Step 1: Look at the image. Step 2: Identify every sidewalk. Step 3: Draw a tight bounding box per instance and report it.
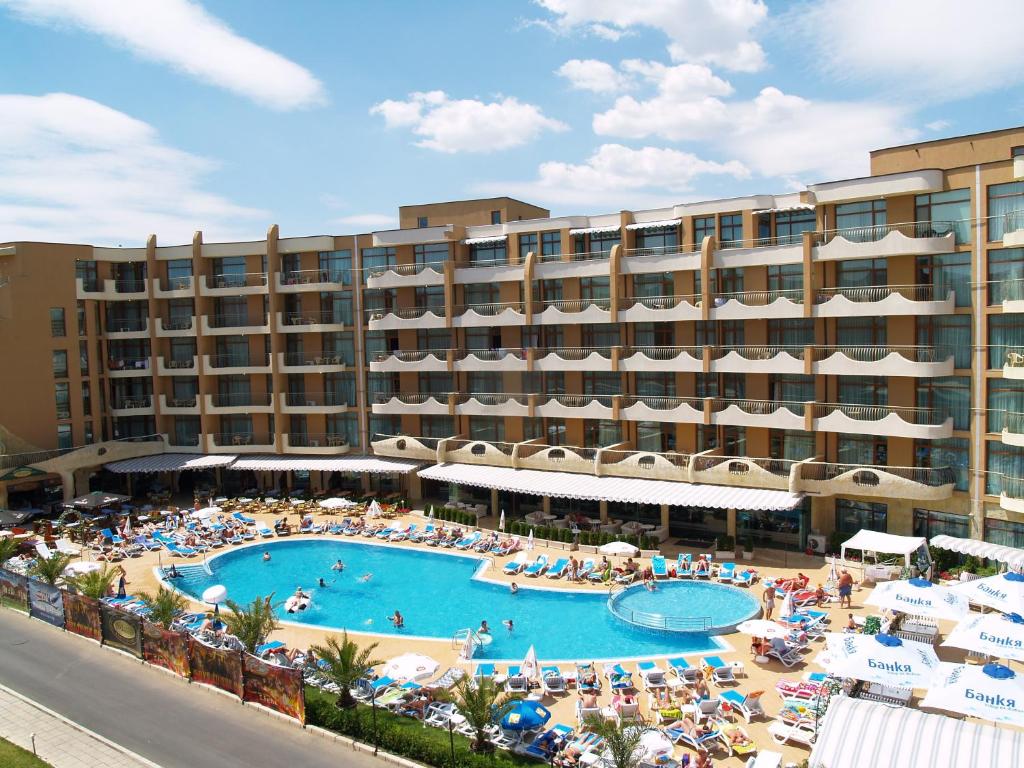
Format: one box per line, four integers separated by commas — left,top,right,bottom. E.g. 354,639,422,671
0,684,157,768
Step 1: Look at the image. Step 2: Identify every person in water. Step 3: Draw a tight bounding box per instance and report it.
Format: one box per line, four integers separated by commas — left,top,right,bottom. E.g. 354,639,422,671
318,577,327,588
502,619,514,632
478,620,490,635
388,610,404,628
294,585,309,599
359,573,373,582
263,551,271,562
331,559,345,572
510,582,519,594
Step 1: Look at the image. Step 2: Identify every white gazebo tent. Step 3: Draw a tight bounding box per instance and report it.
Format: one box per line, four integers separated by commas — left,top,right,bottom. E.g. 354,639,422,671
809,697,1024,768
839,530,931,582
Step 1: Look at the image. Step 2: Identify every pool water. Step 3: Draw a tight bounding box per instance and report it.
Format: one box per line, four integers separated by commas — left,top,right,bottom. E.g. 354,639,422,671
612,581,760,631
172,540,736,661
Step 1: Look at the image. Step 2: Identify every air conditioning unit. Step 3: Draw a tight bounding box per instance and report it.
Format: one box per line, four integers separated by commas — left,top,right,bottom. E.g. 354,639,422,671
807,534,827,554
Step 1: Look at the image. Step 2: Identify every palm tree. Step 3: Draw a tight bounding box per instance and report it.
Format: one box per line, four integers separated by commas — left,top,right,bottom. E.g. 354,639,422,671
584,716,648,768
29,553,73,585
0,537,19,566
222,594,280,654
451,676,514,753
312,632,383,709
138,586,189,629
67,564,117,599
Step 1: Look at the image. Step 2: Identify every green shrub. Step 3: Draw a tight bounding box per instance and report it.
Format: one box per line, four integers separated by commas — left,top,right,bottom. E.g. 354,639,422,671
715,534,735,551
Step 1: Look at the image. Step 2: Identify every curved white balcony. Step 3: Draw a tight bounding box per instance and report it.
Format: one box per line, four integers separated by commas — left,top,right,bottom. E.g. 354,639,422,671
372,394,449,415
370,350,447,372
367,307,446,331
454,261,524,284
796,462,955,501
275,270,348,293
620,396,704,424
713,241,804,270
535,394,614,420
365,263,443,289
812,403,953,439
454,393,529,417
451,302,525,328
812,222,956,261
157,356,197,376
689,455,792,491
618,295,701,323
201,314,269,336
598,449,690,483
711,347,805,375
534,253,610,279
105,319,149,339
199,273,268,296
620,346,703,373
279,393,348,414
454,349,526,372
156,316,195,337
207,432,275,454
534,348,613,372
709,290,803,320
621,246,701,275
204,393,274,414
282,433,350,454
535,299,612,326
998,276,1024,313
152,276,193,299
275,311,346,333
813,346,953,377
999,476,1024,513
1003,211,1024,248
111,396,155,417
712,399,806,430
813,284,954,317
444,438,516,467
202,354,272,375
516,443,597,474
370,433,441,461
158,394,199,415
108,358,152,378
1001,412,1024,447
277,352,347,373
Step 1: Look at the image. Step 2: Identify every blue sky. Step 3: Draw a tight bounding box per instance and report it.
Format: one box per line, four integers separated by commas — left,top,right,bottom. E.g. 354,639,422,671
1,0,1023,245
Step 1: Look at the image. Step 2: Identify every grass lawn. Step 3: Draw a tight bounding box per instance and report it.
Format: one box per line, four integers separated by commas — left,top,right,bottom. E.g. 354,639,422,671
0,737,51,767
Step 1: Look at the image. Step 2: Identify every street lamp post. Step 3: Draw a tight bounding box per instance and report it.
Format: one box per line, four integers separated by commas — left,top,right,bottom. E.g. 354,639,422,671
447,716,456,768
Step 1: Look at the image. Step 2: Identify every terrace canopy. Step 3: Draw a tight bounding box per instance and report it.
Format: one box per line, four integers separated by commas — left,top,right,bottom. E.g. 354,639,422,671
929,534,1024,568
840,530,929,568
65,491,129,510
228,455,421,474
809,697,1023,768
104,454,236,473
417,463,803,511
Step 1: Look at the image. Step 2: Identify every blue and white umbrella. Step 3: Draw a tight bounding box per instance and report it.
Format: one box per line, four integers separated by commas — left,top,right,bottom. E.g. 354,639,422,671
823,632,940,688
500,699,551,731
951,571,1024,615
865,577,969,621
942,611,1024,662
922,662,1024,726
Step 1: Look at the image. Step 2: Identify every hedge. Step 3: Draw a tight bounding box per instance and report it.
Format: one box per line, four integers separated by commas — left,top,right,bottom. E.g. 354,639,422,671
429,507,479,527
305,687,535,767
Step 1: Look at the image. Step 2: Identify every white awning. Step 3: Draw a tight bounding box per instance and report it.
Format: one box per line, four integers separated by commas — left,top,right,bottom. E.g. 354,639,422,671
841,530,927,558
809,697,1023,768
625,219,681,230
464,235,507,245
752,203,815,213
930,534,1024,568
228,455,421,474
418,463,802,511
569,225,621,235
104,454,236,473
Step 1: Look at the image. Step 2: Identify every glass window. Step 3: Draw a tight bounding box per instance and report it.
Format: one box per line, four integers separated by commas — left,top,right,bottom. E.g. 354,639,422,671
837,434,887,466
56,423,72,450
988,314,1024,368
712,267,742,295
837,316,885,347
774,209,816,245
633,273,673,297
421,415,454,438
582,372,619,395
518,233,537,260
83,422,94,444
470,415,504,441
987,444,1024,495
636,422,675,452
166,259,192,287
589,231,620,256
839,376,887,406
413,243,447,268
581,276,611,302
75,260,97,291
463,283,499,306
49,308,65,337
693,216,715,245
77,301,86,336
319,250,352,283
719,213,743,247
767,319,813,347
987,379,1024,432
581,323,620,348
635,225,678,251
987,247,1024,304
361,247,395,280
418,373,452,395
917,376,969,431
469,240,506,265
835,200,887,240
918,253,970,307
81,381,91,416
987,181,1024,241
915,188,970,243
416,329,451,352
695,320,744,348
769,375,815,403
914,508,970,539
52,350,68,378
490,210,501,225
79,340,89,375
541,232,561,257
417,216,428,228
55,382,70,419
370,415,401,437
583,419,621,447
320,291,353,324
917,316,970,369
767,264,803,294
769,429,814,461
633,322,673,347
915,437,969,491
635,372,674,397
211,256,247,286
836,258,886,288
835,498,888,534
985,517,1024,548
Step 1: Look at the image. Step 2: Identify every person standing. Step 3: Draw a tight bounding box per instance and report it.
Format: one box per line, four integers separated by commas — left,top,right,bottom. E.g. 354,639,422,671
116,565,128,599
838,569,855,609
763,583,776,620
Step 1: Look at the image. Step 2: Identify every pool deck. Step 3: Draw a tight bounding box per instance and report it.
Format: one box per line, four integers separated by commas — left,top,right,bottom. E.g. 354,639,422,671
107,508,985,766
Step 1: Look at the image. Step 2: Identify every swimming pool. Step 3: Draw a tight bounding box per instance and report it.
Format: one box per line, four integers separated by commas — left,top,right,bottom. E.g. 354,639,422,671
170,540,744,661
610,581,760,633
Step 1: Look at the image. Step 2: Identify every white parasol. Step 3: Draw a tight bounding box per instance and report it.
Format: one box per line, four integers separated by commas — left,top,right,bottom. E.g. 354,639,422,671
950,571,1024,614
865,577,968,621
921,662,1024,726
598,541,639,557
381,652,439,682
367,500,383,518
822,632,940,688
736,619,791,639
521,644,539,681
942,611,1024,662
498,509,505,532
778,589,796,619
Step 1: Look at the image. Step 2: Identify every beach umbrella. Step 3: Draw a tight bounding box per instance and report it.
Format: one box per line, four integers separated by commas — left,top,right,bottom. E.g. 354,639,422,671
381,653,439,682
633,729,673,763
521,644,538,681
527,529,534,551
319,497,356,510
599,541,639,557
202,584,228,616
63,561,101,577
822,632,940,688
950,571,1024,614
428,505,435,523
498,509,505,532
865,577,969,621
121,516,132,538
778,589,796,619
500,699,550,731
827,558,839,584
736,619,791,640
922,662,1024,726
942,611,1024,662
193,506,220,520
367,500,383,518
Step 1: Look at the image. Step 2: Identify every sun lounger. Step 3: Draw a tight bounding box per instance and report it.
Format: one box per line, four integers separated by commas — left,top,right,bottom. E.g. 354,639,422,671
651,555,668,578
165,542,197,557
747,750,784,768
576,698,601,726
473,663,496,682
523,554,549,577
545,557,570,579
55,539,81,555
576,662,601,692
541,666,567,694
774,679,821,700
503,552,530,575
576,558,595,580
256,640,286,656
376,681,422,710
355,675,398,702
766,644,803,668
717,723,758,757
232,511,255,524
454,532,481,549
101,528,125,545
637,660,667,690
767,719,816,747
719,689,766,722
614,570,636,585
424,702,457,727
603,663,634,690
517,723,574,760
667,724,723,752
717,562,737,583
667,657,700,687
734,568,757,587
505,665,529,693
390,524,414,542
702,656,737,685
411,524,435,542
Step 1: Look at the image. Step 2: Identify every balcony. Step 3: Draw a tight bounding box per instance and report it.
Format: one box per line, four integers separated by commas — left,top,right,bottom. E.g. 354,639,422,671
796,461,955,501
278,351,346,373
201,313,270,336
1002,210,1024,248
373,393,450,415
812,345,953,377
365,262,444,289
453,393,529,417
199,273,268,296
999,475,1024,513
622,245,701,275
711,398,807,430
1001,411,1024,447
279,392,349,414
620,346,704,373
535,250,611,279
75,278,149,301
516,443,598,474
156,316,195,337
534,297,612,326
276,269,349,293
709,289,804,320
370,433,441,462
812,221,956,261
689,454,793,491
444,438,516,467
451,301,526,328
454,348,526,372
108,358,151,378
111,396,155,417
282,433,350,453
996,277,1024,313
534,347,613,372
536,394,615,420
813,283,954,317
202,353,272,375
152,276,193,299
157,356,198,376
370,350,446,372
204,392,274,414
158,394,200,415
276,310,346,333
453,260,523,285
75,277,104,299
367,305,446,331
110,278,149,299
620,395,704,424
207,432,275,453
1006,351,1024,380
105,318,149,339
617,295,701,323
811,402,952,439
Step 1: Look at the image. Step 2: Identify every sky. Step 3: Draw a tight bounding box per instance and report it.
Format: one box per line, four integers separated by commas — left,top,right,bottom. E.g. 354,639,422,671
1,0,1024,246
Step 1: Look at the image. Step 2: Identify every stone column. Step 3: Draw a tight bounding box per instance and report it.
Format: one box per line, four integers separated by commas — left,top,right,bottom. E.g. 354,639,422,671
727,507,737,538
599,499,609,523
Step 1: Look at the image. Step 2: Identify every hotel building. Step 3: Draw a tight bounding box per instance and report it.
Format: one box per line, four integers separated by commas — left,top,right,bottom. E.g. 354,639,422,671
3,126,1024,552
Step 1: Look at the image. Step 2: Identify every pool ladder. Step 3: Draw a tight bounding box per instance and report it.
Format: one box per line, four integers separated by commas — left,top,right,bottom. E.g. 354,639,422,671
452,628,489,659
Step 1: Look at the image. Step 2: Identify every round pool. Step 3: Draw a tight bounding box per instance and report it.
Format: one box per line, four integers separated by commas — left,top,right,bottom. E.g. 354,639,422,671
609,581,760,634
168,539,733,661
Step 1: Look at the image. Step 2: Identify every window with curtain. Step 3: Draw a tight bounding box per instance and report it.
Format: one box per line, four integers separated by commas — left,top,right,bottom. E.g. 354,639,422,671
636,422,674,452
413,243,448,268
369,415,400,437
325,372,355,405
836,316,886,347
836,258,887,288
713,267,743,294
837,434,887,466
581,276,610,300
518,234,537,260
421,415,455,438
590,231,620,255
467,372,502,393
917,253,970,307
52,350,68,378
581,323,620,347
635,373,675,397
327,413,360,446
915,189,970,243
541,232,561,257
916,376,969,431
693,216,715,245
915,438,969,491
320,291,353,324
469,416,504,441
768,319,814,347
770,375,815,403
985,517,1024,548
361,247,395,280
463,283,499,306
769,429,815,461
917,315,970,368
416,329,451,352
986,444,1024,494
986,379,1024,432
988,314,1024,368
633,272,673,297
418,373,452,395
987,181,1024,241
914,508,970,540
522,372,565,395
468,240,507,264
719,214,743,247
696,373,745,399
414,285,445,310
767,263,803,293
633,322,674,347
836,499,888,534
635,225,679,250
582,372,619,395
987,247,1024,304
318,249,352,282
774,209,816,245
835,200,887,240
839,376,888,406
583,419,621,447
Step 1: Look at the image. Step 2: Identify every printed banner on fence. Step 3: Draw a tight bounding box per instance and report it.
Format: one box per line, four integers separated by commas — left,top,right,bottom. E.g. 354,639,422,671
242,653,305,723
28,580,64,628
63,592,102,641
0,568,29,610
189,638,243,698
101,604,143,658
142,622,190,678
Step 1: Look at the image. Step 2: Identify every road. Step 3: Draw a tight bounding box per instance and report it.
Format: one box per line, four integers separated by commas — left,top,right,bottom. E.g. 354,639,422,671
0,612,384,768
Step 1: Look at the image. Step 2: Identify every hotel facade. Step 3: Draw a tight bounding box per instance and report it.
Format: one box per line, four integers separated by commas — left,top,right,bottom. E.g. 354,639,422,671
4,126,1024,552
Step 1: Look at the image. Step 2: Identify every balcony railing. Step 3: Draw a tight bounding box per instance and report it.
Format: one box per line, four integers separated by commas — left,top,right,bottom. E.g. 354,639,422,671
621,345,703,360
539,297,612,312
618,294,699,310
990,277,1024,304
281,269,349,285
367,262,441,279
454,393,528,406
619,394,703,410
282,310,346,326
811,402,946,425
159,276,192,291
372,433,443,451
691,454,796,478
282,351,345,366
211,432,273,447
166,396,197,408
164,357,196,370
108,357,150,371
1003,210,1024,235
538,248,612,263
209,392,272,407
107,318,147,332
367,305,445,320
112,396,153,410
712,288,804,306
800,462,955,487
284,393,347,407
209,272,267,289
808,345,947,363
1003,411,1024,436
114,279,147,293
453,301,524,317
710,397,804,416
161,316,193,331
207,354,269,368
287,433,349,448
446,438,516,455
813,220,957,245
537,346,612,361
815,283,941,302
208,313,268,329
375,392,444,405
624,244,694,259
600,448,691,470
462,348,526,361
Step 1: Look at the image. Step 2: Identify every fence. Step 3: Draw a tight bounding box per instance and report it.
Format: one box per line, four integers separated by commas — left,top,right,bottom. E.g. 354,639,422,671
0,567,304,723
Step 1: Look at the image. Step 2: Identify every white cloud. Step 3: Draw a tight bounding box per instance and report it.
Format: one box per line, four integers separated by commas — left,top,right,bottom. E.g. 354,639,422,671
535,0,768,72
786,0,1024,100
557,59,631,94
0,0,325,110
331,213,398,230
0,93,266,245
926,119,951,133
370,91,567,153
478,143,748,208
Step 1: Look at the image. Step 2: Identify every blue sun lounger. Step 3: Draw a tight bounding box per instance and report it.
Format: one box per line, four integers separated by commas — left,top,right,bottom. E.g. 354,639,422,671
545,558,570,579
256,641,286,655
702,656,737,685
523,555,549,577
668,657,700,686
165,542,197,557
676,554,693,578
101,528,124,545
474,663,496,681
651,555,668,578
232,511,255,524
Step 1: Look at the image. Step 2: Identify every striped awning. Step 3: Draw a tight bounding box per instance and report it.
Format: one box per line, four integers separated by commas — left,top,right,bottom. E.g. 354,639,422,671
569,225,621,235
228,455,421,474
752,203,815,213
809,697,1023,768
464,235,507,245
417,463,802,511
625,219,680,230
104,454,236,473
930,534,1024,568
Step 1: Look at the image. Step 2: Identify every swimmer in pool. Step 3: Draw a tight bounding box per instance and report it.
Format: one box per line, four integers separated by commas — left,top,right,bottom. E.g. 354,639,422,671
503,619,514,632
359,573,373,582
510,582,519,594
331,559,345,572
262,551,271,562
318,577,327,588
478,620,490,635
388,610,404,628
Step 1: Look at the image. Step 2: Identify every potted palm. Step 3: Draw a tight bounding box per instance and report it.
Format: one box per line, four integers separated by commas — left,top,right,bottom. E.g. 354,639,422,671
742,535,755,561
450,676,514,753
138,586,189,629
66,564,117,598
584,716,648,768
0,536,19,567
222,594,280,654
29,553,73,585
714,534,735,560
312,631,383,709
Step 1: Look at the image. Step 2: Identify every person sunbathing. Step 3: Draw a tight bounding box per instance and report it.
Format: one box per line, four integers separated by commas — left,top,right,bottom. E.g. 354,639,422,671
726,728,752,747
693,676,710,700
553,744,583,767
580,692,598,710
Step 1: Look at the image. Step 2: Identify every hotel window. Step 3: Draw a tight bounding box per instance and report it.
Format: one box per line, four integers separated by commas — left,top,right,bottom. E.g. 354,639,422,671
418,373,452,395
523,417,566,445
835,200,886,240
211,256,247,287
837,434,887,466
635,372,674,397
914,438,968,491
767,319,813,347
368,372,398,401
916,376,969,431
580,276,610,301
363,288,396,316
839,376,887,406
463,327,500,351
986,444,1024,495
467,372,502,394
696,320,744,348
463,283,499,307
166,259,192,289
987,379,1024,432
77,301,87,336
55,382,70,420
491,210,501,225
916,188,970,243
582,372,619,396
361,247,395,280
522,325,563,350
987,181,1024,241
413,243,447,268
769,375,814,403
50,307,66,337
636,422,675,452
81,382,91,416
988,314,1024,368
369,415,400,438
835,499,887,535
84,422,94,445
79,340,89,375
325,372,356,406
987,247,1024,304
57,423,72,450
470,415,504,441
917,316,970,369
581,323,619,348
416,329,451,351
421,415,454,438
719,213,743,247
417,216,428,228
774,209,816,245
583,419,621,447
533,279,562,305
917,252,970,307
633,272,673,298
914,508,970,540
767,264,802,294
320,291,353,324
693,216,715,245
635,225,679,251
166,298,194,327
836,316,885,347
172,377,198,402
633,322,673,347
518,233,537,260
469,240,506,265
319,249,352,283
522,371,565,395
322,332,355,365
985,517,1024,548
541,232,561,257
588,231,621,255
769,429,815,461
836,258,886,288
52,350,68,378
696,373,744,399
75,260,97,291
712,267,742,295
